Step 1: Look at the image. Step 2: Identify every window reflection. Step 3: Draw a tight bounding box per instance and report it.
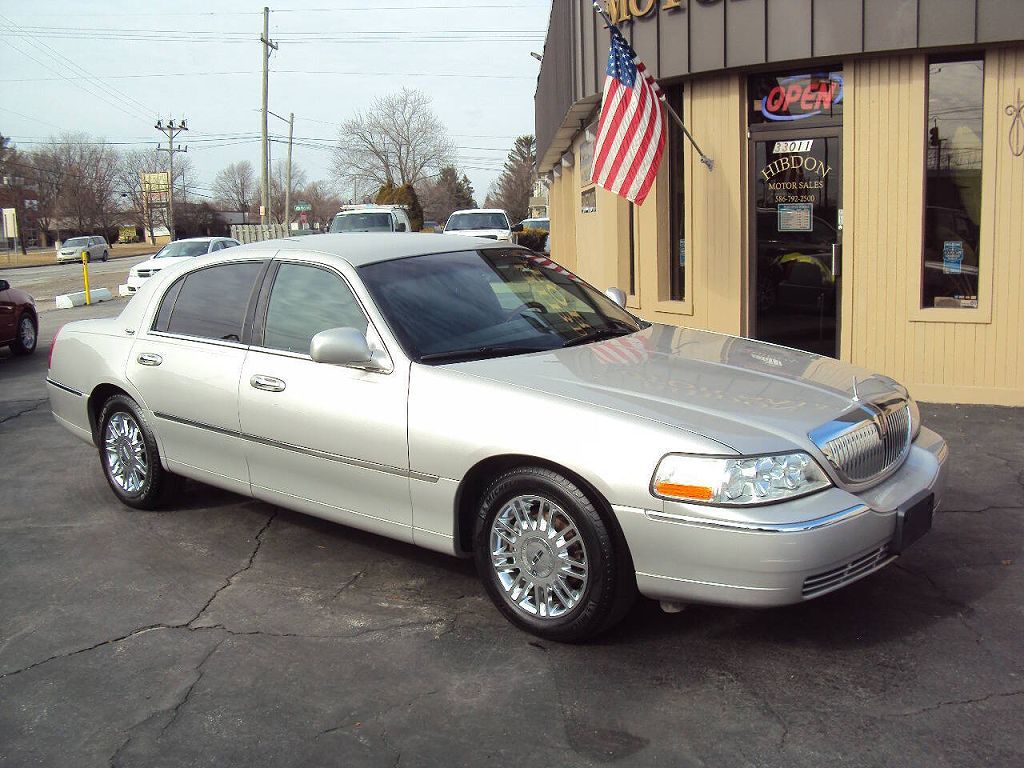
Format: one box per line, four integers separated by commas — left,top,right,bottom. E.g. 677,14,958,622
923,58,984,309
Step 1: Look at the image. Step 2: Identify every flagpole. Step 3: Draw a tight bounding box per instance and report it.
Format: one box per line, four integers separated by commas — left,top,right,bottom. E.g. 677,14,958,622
591,1,714,171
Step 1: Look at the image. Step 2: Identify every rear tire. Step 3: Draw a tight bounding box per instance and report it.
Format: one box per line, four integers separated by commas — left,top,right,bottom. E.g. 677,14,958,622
474,466,635,642
10,313,37,356
98,394,179,510
101,250,108,262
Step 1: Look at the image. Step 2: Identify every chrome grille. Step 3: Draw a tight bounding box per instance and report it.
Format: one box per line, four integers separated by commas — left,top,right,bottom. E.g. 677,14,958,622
810,398,912,486
802,545,890,598
137,269,155,277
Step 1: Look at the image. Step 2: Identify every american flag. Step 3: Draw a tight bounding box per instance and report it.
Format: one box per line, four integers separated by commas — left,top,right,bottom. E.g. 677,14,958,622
590,25,666,206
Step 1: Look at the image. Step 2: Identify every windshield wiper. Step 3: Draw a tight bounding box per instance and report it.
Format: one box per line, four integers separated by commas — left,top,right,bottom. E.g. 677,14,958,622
561,325,635,348
418,345,543,364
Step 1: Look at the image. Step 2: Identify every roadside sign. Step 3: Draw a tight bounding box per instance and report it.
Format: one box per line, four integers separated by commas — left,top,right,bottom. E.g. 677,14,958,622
294,202,312,212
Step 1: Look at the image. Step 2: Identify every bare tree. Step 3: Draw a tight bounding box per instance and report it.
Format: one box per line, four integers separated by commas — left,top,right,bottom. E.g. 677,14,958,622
212,160,257,219
332,88,455,193
118,149,193,234
299,179,343,230
270,158,307,224
484,135,536,225
418,165,476,224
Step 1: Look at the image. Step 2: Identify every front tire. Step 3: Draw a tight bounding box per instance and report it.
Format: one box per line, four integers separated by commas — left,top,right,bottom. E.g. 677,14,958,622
474,466,635,642
10,313,37,356
101,250,108,262
98,394,178,510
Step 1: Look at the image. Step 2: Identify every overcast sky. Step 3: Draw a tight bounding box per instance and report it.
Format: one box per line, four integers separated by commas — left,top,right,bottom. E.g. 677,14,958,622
0,0,551,205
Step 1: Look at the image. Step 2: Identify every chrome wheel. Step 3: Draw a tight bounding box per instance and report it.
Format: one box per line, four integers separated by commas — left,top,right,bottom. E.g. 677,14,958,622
489,494,589,619
18,316,35,349
104,412,148,494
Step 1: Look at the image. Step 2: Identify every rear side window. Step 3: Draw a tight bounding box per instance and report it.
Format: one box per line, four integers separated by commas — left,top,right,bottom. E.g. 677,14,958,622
262,263,368,354
157,262,263,341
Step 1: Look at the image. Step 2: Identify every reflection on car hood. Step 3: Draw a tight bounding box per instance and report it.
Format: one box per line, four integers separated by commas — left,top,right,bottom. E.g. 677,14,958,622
447,324,900,454
444,229,510,238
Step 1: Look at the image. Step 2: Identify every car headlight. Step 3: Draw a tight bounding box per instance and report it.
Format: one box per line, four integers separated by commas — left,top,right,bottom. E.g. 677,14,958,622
651,452,832,506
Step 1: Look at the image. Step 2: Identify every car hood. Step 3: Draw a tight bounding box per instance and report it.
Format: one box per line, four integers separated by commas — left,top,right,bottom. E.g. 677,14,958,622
444,228,510,239
446,324,902,455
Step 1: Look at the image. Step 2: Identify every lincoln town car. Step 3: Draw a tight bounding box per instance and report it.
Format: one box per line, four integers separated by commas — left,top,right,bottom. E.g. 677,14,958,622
46,235,947,641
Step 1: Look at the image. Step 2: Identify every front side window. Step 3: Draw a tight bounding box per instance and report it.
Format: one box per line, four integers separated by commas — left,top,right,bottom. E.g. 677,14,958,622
159,262,264,341
360,249,643,363
262,263,368,354
922,58,984,309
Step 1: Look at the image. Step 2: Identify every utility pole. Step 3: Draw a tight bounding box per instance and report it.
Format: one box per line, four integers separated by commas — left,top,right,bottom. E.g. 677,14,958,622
155,118,188,240
284,111,294,231
260,6,277,225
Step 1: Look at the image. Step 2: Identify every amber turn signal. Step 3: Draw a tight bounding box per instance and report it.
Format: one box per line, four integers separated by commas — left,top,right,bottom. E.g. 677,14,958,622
654,482,714,501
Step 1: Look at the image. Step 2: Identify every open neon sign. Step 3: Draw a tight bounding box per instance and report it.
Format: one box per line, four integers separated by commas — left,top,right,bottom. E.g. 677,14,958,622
759,73,844,121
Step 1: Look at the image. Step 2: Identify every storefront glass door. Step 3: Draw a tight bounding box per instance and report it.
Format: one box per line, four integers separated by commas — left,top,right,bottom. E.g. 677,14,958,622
752,135,841,358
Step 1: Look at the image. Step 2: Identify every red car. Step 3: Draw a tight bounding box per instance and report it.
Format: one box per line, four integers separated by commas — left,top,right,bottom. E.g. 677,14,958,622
0,278,38,355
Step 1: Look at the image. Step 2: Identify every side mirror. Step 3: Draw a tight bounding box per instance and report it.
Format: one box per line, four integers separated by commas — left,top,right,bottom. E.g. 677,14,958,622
511,223,524,233
310,327,386,370
0,279,9,291
395,222,407,232
605,287,627,308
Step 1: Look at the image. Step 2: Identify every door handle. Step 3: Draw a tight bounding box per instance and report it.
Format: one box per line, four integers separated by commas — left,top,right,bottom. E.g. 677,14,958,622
137,353,162,367
250,374,286,393
831,243,840,278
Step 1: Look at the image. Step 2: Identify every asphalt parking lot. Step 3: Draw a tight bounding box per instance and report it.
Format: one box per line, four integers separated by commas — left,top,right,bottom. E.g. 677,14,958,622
1,301,1021,767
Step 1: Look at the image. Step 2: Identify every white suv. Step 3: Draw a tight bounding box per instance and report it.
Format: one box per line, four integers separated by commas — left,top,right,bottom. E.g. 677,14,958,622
443,209,512,241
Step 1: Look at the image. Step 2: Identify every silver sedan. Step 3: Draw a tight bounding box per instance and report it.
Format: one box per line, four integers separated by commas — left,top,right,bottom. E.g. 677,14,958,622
46,234,947,641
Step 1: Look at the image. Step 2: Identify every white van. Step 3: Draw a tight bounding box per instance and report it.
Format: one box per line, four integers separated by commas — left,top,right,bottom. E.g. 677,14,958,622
328,206,413,233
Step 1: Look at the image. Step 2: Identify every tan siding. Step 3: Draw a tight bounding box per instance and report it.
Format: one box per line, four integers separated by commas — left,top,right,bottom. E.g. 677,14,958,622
845,46,1024,405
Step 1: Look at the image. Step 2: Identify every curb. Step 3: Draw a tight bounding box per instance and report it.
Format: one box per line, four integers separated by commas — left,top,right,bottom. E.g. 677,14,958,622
55,289,114,309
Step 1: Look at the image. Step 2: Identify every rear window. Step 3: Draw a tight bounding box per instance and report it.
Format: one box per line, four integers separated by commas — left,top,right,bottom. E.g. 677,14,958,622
330,213,393,233
156,262,264,342
445,212,509,231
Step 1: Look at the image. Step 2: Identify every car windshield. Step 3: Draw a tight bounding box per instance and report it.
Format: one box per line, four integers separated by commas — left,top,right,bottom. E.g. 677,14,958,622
521,219,550,231
446,213,508,231
63,237,89,248
330,213,393,233
359,249,643,363
155,241,212,258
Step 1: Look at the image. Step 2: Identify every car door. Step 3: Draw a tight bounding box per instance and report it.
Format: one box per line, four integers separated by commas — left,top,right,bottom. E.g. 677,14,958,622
126,257,269,495
0,282,15,343
238,259,413,541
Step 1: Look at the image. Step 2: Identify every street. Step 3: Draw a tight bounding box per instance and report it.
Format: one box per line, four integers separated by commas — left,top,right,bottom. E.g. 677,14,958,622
0,255,153,306
0,301,1021,767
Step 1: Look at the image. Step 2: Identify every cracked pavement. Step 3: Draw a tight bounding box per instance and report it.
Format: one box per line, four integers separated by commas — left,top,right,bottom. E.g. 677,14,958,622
1,301,1021,767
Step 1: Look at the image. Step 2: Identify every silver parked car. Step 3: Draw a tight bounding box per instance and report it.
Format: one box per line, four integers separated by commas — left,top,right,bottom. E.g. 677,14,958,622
46,235,947,641
57,236,109,263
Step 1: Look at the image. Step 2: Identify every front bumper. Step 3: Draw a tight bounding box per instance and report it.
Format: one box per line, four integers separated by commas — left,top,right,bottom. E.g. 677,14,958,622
617,427,948,607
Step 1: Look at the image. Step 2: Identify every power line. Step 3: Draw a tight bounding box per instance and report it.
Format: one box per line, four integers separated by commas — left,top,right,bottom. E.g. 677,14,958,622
4,69,533,82
0,15,157,123
2,4,549,17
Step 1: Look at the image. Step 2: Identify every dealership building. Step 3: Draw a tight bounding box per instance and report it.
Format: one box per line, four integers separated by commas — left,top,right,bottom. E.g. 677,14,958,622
535,0,1024,405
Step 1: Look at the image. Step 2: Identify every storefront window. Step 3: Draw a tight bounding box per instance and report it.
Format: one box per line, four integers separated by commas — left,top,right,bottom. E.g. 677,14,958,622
667,87,685,301
922,58,984,309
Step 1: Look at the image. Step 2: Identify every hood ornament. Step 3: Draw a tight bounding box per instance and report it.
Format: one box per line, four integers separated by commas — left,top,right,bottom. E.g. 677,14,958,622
851,377,860,402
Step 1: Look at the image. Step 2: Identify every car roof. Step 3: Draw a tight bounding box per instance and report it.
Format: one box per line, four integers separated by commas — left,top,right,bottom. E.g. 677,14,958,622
232,232,518,267
169,236,221,243
450,209,507,215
